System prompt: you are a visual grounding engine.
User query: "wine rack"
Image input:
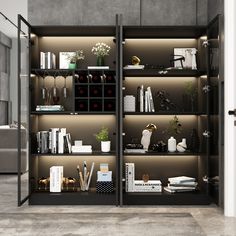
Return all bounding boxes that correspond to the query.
[74,70,116,113]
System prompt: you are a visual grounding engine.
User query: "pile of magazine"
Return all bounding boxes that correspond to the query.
[36,105,64,112]
[164,176,198,193]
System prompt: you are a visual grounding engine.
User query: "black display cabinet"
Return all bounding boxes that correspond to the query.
[17,14,223,206]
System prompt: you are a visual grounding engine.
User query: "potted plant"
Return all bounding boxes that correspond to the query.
[94,127,111,152]
[165,115,182,152]
[183,81,198,111]
[91,42,111,66]
[64,50,85,69]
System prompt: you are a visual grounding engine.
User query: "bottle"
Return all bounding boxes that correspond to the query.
[177,138,187,152]
[168,137,176,152]
[104,85,115,97]
[90,86,102,97]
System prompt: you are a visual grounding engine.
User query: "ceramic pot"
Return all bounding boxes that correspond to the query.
[101,141,111,152]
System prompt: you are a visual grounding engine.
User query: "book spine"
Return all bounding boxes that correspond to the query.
[125,163,135,192]
[145,91,148,112]
[147,87,155,112]
[40,52,45,69]
[140,85,144,112]
[50,166,63,192]
[136,86,141,112]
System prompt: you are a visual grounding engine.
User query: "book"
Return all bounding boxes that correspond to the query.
[40,52,45,69]
[125,163,135,192]
[124,149,146,154]
[87,66,109,70]
[169,182,198,187]
[145,90,148,112]
[58,128,66,154]
[168,176,196,184]
[36,105,64,111]
[65,134,72,153]
[123,65,145,69]
[50,166,63,192]
[164,186,196,193]
[147,87,155,112]
[140,85,144,112]
[50,128,60,154]
[136,86,141,111]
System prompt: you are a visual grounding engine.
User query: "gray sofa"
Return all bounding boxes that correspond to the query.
[0,126,27,173]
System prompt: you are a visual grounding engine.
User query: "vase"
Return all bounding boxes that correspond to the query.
[168,136,176,152]
[177,138,187,152]
[101,141,111,152]
[97,56,105,66]
[69,63,76,69]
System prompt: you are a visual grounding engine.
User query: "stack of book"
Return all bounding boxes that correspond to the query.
[123,65,145,70]
[36,105,64,112]
[125,163,162,192]
[40,52,56,69]
[137,85,155,112]
[36,128,72,154]
[164,176,198,193]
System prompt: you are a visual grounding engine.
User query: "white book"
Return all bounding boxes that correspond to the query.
[50,128,60,154]
[145,91,148,112]
[124,149,146,154]
[147,87,155,112]
[134,185,162,192]
[164,186,195,193]
[168,176,196,183]
[87,66,109,70]
[125,163,135,192]
[134,180,162,185]
[50,166,63,192]
[123,65,145,69]
[58,128,66,154]
[140,85,144,112]
[40,52,45,69]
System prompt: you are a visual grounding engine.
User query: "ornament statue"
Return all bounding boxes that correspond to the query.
[141,123,157,150]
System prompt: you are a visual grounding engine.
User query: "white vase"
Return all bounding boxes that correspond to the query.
[101,141,111,152]
[168,137,176,152]
[177,138,187,152]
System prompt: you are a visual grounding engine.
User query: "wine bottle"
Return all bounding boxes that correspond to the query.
[90,86,102,97]
[90,100,102,111]
[104,85,115,97]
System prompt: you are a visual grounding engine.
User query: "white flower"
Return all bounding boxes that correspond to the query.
[91,42,111,56]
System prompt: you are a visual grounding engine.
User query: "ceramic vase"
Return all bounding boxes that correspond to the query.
[168,136,176,152]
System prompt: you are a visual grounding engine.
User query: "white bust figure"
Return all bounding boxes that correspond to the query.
[141,123,157,151]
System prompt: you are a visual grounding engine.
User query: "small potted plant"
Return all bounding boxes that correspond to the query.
[94,126,111,152]
[64,50,85,69]
[91,42,111,66]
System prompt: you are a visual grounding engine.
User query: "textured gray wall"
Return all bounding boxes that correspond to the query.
[0,31,11,125]
[29,0,208,26]
[208,0,224,22]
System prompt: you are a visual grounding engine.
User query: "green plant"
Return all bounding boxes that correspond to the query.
[63,50,85,63]
[184,81,197,97]
[94,127,109,142]
[166,115,182,136]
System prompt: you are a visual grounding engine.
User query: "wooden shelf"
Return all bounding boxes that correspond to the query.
[32,151,116,156]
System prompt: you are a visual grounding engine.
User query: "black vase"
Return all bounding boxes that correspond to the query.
[189,129,200,152]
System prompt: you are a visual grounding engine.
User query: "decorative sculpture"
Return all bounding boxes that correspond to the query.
[141,123,157,150]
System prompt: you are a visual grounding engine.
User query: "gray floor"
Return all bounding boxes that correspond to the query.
[1,175,236,236]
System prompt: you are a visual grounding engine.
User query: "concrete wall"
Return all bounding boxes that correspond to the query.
[28,0,208,26]
[208,0,224,22]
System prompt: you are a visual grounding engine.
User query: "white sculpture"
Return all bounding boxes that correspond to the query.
[141,123,157,150]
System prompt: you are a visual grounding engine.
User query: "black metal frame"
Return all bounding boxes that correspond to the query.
[17,14,31,206]
[17,14,221,207]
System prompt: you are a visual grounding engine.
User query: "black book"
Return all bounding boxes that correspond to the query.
[136,86,141,111]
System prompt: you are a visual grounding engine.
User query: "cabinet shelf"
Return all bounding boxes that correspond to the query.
[31,69,74,76]
[124,112,206,116]
[29,188,116,205]
[31,111,116,115]
[124,190,210,205]
[32,151,116,156]
[123,69,205,77]
[123,151,202,156]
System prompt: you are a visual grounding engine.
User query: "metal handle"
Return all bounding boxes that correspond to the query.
[228,109,236,116]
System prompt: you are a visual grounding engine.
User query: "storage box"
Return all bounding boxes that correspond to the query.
[97,171,112,182]
[96,181,114,193]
